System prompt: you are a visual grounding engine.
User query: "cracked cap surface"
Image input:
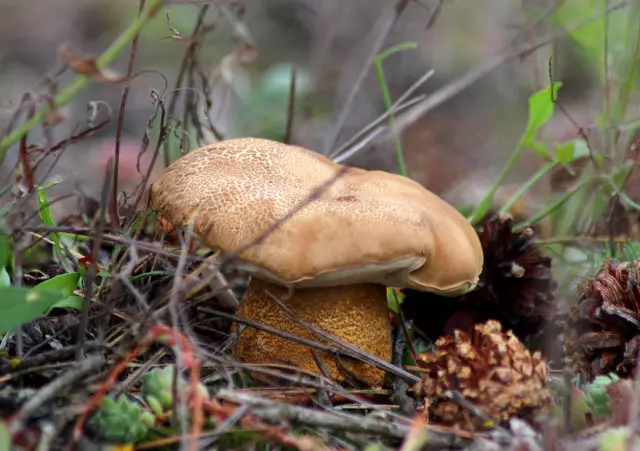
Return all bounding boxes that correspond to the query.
[150,137,483,295]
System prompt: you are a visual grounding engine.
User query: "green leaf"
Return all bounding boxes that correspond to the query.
[129,270,169,281]
[555,140,591,164]
[34,191,77,272]
[469,83,562,226]
[0,269,9,288]
[34,272,80,298]
[373,41,419,178]
[0,232,9,288]
[569,386,592,432]
[0,421,9,451]
[553,1,625,81]
[524,83,562,142]
[590,186,611,225]
[142,366,175,409]
[0,232,8,269]
[514,177,596,232]
[0,287,66,333]
[37,188,61,249]
[611,160,634,190]
[37,188,56,228]
[469,192,494,225]
[585,373,618,420]
[375,41,418,63]
[45,295,84,315]
[386,287,405,314]
[554,1,640,127]
[528,140,552,161]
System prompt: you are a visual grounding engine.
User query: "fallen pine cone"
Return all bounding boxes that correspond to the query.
[564,258,640,381]
[414,319,550,431]
[402,214,557,352]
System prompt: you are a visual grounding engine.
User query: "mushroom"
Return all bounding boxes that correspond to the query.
[150,137,483,386]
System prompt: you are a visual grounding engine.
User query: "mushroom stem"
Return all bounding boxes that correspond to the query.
[234,278,392,386]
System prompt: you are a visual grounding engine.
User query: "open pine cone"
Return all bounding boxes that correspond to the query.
[564,258,640,381]
[402,214,556,350]
[414,320,550,430]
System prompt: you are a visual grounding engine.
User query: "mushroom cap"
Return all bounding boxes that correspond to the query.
[150,137,483,296]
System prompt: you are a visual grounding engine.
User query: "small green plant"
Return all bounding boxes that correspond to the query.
[0,271,82,334]
[141,366,209,416]
[0,231,10,289]
[587,239,640,274]
[550,372,620,431]
[373,42,418,177]
[0,186,89,337]
[386,287,405,314]
[0,218,83,335]
[552,0,640,132]
[584,373,620,420]
[620,240,640,261]
[36,188,88,272]
[86,396,155,444]
[37,272,84,315]
[470,82,582,226]
[141,366,176,414]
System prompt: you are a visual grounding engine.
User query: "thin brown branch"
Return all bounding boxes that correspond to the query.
[18,96,36,192]
[216,389,472,446]
[2,93,34,139]
[113,0,146,228]
[547,56,599,167]
[331,95,425,163]
[167,5,210,115]
[202,349,427,431]
[7,354,105,435]
[46,119,110,153]
[201,306,420,384]
[76,158,114,359]
[24,225,214,263]
[0,343,107,374]
[323,0,412,154]
[167,226,192,447]
[425,0,444,29]
[284,66,297,144]
[131,90,168,213]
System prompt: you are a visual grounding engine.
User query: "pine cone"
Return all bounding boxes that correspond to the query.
[564,258,640,381]
[414,320,550,430]
[402,214,556,349]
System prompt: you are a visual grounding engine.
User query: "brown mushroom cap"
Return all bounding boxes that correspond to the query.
[151,137,483,386]
[150,137,482,295]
